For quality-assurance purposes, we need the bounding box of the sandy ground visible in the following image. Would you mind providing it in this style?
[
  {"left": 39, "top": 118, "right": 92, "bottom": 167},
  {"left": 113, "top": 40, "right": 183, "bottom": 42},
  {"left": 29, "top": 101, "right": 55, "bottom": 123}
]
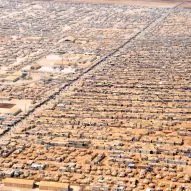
[
  {"left": 179, "top": 2, "right": 191, "bottom": 8},
  {"left": 54, "top": 0, "right": 191, "bottom": 8}
]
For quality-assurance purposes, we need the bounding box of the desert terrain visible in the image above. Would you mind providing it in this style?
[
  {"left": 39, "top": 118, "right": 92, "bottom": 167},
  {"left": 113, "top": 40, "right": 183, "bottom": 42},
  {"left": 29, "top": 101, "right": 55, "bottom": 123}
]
[{"left": 0, "top": 0, "right": 190, "bottom": 191}]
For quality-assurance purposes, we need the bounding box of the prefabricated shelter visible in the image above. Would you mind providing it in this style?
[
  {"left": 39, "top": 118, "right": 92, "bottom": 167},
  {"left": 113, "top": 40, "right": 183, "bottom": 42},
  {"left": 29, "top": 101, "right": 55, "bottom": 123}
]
[
  {"left": 70, "top": 185, "right": 84, "bottom": 191},
  {"left": 2, "top": 178, "right": 34, "bottom": 188},
  {"left": 39, "top": 181, "right": 69, "bottom": 191}
]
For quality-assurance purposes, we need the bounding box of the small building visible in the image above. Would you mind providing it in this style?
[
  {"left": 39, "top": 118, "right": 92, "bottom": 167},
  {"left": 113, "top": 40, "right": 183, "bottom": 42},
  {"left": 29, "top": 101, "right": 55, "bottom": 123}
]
[
  {"left": 31, "top": 163, "right": 47, "bottom": 170},
  {"left": 113, "top": 185, "right": 126, "bottom": 191},
  {"left": 31, "top": 64, "right": 41, "bottom": 70},
  {"left": 70, "top": 185, "right": 84, "bottom": 191},
  {"left": 0, "top": 96, "right": 11, "bottom": 101},
  {"left": 2, "top": 178, "right": 34, "bottom": 188},
  {"left": 6, "top": 106, "right": 22, "bottom": 116},
  {"left": 92, "top": 185, "right": 109, "bottom": 191},
  {"left": 39, "top": 181, "right": 69, "bottom": 191},
  {"left": 3, "top": 169, "right": 14, "bottom": 177}
]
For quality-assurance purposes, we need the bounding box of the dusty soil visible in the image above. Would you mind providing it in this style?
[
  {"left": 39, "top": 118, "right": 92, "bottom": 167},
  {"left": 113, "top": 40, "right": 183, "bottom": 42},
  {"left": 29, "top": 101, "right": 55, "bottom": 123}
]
[
  {"left": 55, "top": 0, "right": 191, "bottom": 8},
  {"left": 178, "top": 2, "right": 191, "bottom": 8}
]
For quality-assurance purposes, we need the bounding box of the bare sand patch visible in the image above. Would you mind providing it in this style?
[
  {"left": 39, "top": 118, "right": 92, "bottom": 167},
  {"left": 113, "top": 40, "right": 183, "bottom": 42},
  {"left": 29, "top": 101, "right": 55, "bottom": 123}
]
[{"left": 55, "top": 0, "right": 190, "bottom": 8}]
